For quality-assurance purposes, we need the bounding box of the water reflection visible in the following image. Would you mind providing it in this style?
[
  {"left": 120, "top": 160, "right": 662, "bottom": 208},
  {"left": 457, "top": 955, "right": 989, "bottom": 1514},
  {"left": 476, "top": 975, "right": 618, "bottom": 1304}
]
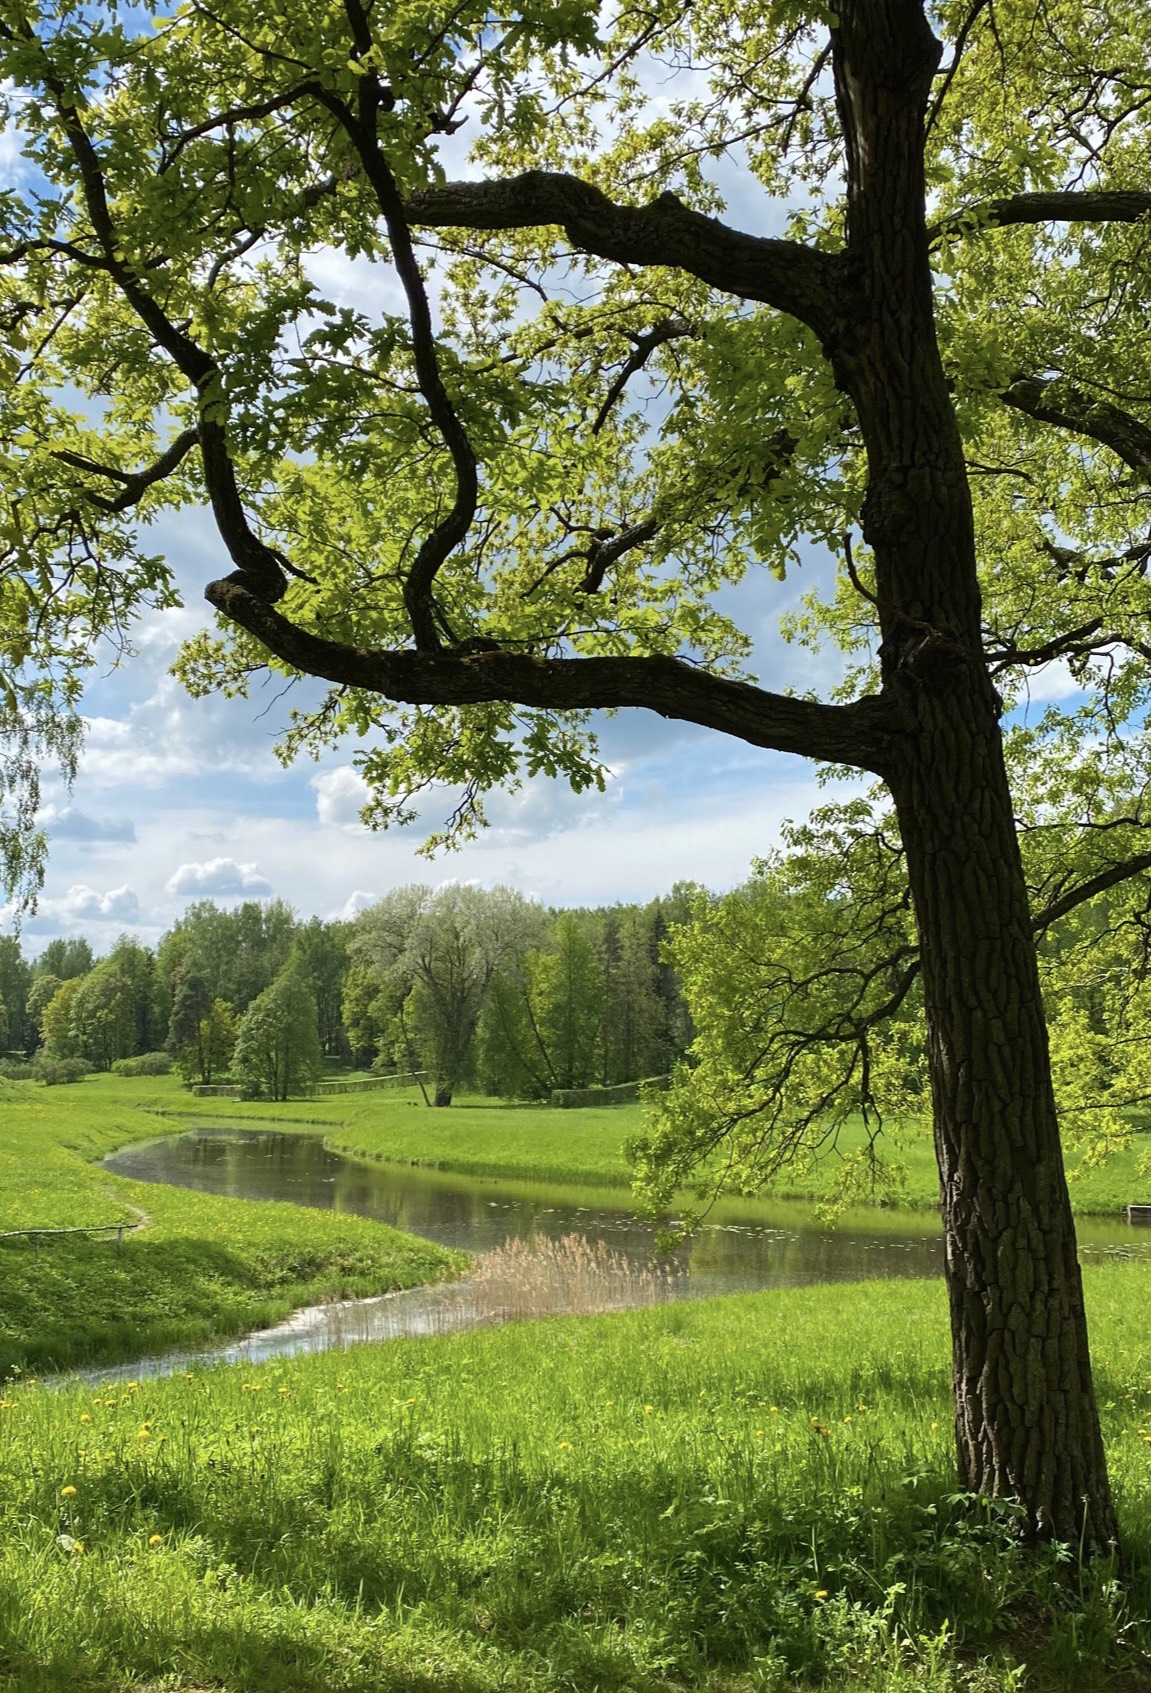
[
  {"left": 94, "top": 1127, "right": 1150, "bottom": 1380},
  {"left": 107, "top": 1126, "right": 952, "bottom": 1291}
]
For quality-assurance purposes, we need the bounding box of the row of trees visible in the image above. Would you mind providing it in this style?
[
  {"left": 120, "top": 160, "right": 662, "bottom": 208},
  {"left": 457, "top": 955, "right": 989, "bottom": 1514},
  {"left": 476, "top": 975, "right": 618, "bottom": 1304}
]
[{"left": 0, "top": 887, "right": 693, "bottom": 1100}]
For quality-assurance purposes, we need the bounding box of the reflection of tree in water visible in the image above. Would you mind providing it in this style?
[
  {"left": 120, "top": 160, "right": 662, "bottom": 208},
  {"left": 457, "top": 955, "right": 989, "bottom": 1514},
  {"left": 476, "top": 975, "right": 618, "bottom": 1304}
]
[
  {"left": 683, "top": 1220, "right": 943, "bottom": 1291},
  {"left": 111, "top": 1131, "right": 1135, "bottom": 1302}
]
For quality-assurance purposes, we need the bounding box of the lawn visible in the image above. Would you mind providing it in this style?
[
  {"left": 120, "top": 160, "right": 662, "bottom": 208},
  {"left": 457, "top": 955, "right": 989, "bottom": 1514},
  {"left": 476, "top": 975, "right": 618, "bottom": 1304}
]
[{"left": 2, "top": 1267, "right": 1150, "bottom": 1691}]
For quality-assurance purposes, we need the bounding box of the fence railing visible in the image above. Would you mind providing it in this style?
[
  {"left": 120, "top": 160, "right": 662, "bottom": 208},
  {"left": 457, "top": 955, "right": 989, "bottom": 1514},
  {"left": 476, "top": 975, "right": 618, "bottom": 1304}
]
[{"left": 0, "top": 1222, "right": 129, "bottom": 1252}]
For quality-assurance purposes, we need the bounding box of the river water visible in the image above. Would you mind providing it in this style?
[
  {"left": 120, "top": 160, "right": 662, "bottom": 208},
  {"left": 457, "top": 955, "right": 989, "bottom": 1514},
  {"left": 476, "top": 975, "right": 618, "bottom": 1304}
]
[{"left": 91, "top": 1125, "right": 1151, "bottom": 1380}]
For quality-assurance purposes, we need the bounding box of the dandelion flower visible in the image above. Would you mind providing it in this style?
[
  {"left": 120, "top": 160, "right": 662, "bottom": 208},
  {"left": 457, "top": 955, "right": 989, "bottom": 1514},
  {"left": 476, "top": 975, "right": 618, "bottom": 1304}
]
[
  {"left": 557, "top": 1441, "right": 574, "bottom": 1451},
  {"left": 79, "top": 1414, "right": 90, "bottom": 1425},
  {"left": 60, "top": 1485, "right": 77, "bottom": 1498},
  {"left": 643, "top": 1404, "right": 654, "bottom": 1415},
  {"left": 148, "top": 1534, "right": 164, "bottom": 1547},
  {"left": 814, "top": 1589, "right": 828, "bottom": 1600}
]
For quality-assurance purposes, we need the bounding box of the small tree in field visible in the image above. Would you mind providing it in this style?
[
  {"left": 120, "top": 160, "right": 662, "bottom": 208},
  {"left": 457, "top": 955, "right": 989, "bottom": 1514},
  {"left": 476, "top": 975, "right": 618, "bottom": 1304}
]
[{"left": 233, "top": 961, "right": 320, "bottom": 1101}]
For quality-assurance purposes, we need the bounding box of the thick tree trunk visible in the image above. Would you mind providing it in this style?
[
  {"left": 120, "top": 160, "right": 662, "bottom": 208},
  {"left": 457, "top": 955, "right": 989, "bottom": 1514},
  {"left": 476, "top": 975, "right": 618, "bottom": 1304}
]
[
  {"left": 832, "top": 0, "right": 1117, "bottom": 1545},
  {"left": 888, "top": 684, "right": 1117, "bottom": 1547}
]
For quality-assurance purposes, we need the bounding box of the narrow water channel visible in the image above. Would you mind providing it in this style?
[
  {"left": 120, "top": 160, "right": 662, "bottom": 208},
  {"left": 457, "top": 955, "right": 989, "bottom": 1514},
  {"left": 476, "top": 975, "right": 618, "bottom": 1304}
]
[{"left": 96, "top": 1126, "right": 1149, "bottom": 1380}]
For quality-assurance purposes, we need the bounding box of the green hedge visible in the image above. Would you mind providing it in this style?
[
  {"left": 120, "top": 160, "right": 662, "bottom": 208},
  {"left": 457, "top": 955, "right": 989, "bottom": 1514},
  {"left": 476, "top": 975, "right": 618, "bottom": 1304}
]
[{"left": 549, "top": 1075, "right": 669, "bottom": 1109}]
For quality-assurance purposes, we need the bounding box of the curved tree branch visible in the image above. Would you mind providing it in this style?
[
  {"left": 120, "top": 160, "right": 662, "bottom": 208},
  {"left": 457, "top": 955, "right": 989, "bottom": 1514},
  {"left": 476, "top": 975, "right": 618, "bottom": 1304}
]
[
  {"left": 203, "top": 572, "right": 900, "bottom": 772},
  {"left": 1001, "top": 376, "right": 1151, "bottom": 476},
  {"left": 406, "top": 172, "right": 841, "bottom": 340}
]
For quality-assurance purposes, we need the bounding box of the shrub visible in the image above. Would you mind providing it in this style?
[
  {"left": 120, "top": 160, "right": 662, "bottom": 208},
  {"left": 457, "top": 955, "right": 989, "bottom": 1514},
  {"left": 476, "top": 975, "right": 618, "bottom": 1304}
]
[
  {"left": 550, "top": 1075, "right": 669, "bottom": 1108},
  {"left": 29, "top": 1053, "right": 89, "bottom": 1085},
  {"left": 110, "top": 1051, "right": 174, "bottom": 1077}
]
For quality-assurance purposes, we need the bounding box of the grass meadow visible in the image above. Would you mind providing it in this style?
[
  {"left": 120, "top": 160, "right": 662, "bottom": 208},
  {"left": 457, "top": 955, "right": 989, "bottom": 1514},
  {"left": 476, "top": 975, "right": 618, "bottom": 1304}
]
[
  {"left": 4, "top": 1074, "right": 1151, "bottom": 1687},
  {"left": 3, "top": 1270, "right": 1151, "bottom": 1692}
]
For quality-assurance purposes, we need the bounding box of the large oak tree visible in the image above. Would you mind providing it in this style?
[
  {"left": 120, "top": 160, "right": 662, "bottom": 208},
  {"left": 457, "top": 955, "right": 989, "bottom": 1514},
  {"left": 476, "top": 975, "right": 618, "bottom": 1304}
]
[{"left": 3, "top": 0, "right": 1151, "bottom": 1545}]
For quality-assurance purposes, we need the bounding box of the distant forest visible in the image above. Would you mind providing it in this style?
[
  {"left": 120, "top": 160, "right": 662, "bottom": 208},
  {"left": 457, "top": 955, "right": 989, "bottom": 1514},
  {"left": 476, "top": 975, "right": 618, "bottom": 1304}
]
[{"left": 0, "top": 885, "right": 697, "bottom": 1101}]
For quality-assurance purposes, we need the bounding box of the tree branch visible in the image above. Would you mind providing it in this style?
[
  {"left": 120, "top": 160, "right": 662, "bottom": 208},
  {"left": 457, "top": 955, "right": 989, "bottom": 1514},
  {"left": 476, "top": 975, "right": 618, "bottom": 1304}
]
[
  {"left": 1033, "top": 851, "right": 1151, "bottom": 934},
  {"left": 52, "top": 428, "right": 200, "bottom": 512},
  {"left": 203, "top": 573, "right": 899, "bottom": 772},
  {"left": 406, "top": 172, "right": 840, "bottom": 340},
  {"left": 592, "top": 316, "right": 694, "bottom": 436},
  {"left": 931, "top": 190, "right": 1151, "bottom": 246},
  {"left": 1001, "top": 375, "right": 1151, "bottom": 476}
]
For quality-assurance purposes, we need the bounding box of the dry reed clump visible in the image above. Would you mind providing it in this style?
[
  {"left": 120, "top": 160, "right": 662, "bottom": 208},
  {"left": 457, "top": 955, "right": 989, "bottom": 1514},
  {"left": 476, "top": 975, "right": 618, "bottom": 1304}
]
[{"left": 467, "top": 1232, "right": 679, "bottom": 1324}]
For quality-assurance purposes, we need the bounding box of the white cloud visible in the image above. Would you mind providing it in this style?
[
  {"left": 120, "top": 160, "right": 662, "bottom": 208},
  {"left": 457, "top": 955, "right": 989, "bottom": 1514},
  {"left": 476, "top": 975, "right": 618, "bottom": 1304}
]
[
  {"left": 166, "top": 857, "right": 273, "bottom": 897},
  {"left": 21, "top": 884, "right": 142, "bottom": 933},
  {"left": 312, "top": 766, "right": 372, "bottom": 830},
  {"left": 332, "top": 889, "right": 377, "bottom": 922}
]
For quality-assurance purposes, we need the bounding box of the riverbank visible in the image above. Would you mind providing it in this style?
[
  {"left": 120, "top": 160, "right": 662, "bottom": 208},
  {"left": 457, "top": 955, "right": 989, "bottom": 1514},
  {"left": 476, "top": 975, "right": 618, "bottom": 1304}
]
[
  {"left": 126, "top": 1071, "right": 1151, "bottom": 1215},
  {"left": 0, "top": 1078, "right": 464, "bottom": 1373},
  {"left": 3, "top": 1067, "right": 1148, "bottom": 1373},
  {"left": 5, "top": 1267, "right": 1151, "bottom": 1692}
]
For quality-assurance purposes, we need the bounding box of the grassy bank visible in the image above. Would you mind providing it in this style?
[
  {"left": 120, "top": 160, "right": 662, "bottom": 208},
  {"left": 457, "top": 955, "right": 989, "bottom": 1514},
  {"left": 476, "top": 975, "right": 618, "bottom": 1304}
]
[
  {"left": 3, "top": 1267, "right": 1151, "bottom": 1691},
  {"left": 123, "top": 1072, "right": 1151, "bottom": 1214},
  {"left": 0, "top": 1078, "right": 463, "bottom": 1374}
]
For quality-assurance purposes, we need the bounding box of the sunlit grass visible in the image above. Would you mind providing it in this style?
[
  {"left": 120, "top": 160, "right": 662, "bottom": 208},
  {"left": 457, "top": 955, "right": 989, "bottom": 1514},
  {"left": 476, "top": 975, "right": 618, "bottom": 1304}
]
[{"left": 1, "top": 1269, "right": 1149, "bottom": 1690}]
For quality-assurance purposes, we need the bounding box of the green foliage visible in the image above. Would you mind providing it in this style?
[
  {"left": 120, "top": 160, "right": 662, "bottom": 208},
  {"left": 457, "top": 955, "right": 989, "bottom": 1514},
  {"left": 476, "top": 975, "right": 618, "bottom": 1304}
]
[
  {"left": 26, "top": 1051, "right": 87, "bottom": 1085},
  {"left": 233, "top": 959, "right": 321, "bottom": 1100},
  {"left": 109, "top": 1050, "right": 173, "bottom": 1077},
  {"left": 350, "top": 884, "right": 545, "bottom": 1105}
]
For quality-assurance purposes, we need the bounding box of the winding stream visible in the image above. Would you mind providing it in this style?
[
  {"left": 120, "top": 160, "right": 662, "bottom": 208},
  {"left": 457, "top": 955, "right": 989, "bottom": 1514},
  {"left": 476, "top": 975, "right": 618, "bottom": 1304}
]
[{"left": 94, "top": 1125, "right": 1149, "bottom": 1380}]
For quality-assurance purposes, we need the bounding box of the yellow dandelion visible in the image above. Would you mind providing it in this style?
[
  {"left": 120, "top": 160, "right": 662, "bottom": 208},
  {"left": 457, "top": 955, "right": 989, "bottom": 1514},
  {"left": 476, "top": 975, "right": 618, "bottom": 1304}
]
[
  {"left": 148, "top": 1533, "right": 164, "bottom": 1547},
  {"left": 643, "top": 1404, "right": 655, "bottom": 1415},
  {"left": 79, "top": 1414, "right": 90, "bottom": 1424},
  {"left": 71, "top": 1541, "right": 85, "bottom": 1555},
  {"left": 814, "top": 1589, "right": 828, "bottom": 1600},
  {"left": 557, "top": 1441, "right": 574, "bottom": 1451},
  {"left": 60, "top": 1485, "right": 77, "bottom": 1498},
  {"left": 930, "top": 1421, "right": 939, "bottom": 1433}
]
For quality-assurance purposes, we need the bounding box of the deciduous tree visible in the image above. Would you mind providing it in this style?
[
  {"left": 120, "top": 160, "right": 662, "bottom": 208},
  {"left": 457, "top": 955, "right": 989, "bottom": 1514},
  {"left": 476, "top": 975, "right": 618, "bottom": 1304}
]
[{"left": 6, "top": 0, "right": 1151, "bottom": 1544}]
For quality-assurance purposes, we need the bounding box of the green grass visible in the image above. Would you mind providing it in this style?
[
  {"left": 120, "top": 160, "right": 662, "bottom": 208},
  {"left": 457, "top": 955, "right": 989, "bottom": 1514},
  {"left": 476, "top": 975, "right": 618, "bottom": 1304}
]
[
  {"left": 0, "top": 1076, "right": 463, "bottom": 1374},
  {"left": 2, "top": 1268, "right": 1151, "bottom": 1691}
]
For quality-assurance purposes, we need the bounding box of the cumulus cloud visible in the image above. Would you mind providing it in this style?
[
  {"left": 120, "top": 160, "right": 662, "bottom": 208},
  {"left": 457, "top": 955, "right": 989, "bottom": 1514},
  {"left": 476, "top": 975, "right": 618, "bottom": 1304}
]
[
  {"left": 40, "top": 805, "right": 136, "bottom": 843},
  {"left": 312, "top": 766, "right": 372, "bottom": 830},
  {"left": 166, "top": 857, "right": 273, "bottom": 897},
  {"left": 21, "top": 884, "right": 142, "bottom": 932},
  {"left": 331, "top": 889, "right": 377, "bottom": 922}
]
